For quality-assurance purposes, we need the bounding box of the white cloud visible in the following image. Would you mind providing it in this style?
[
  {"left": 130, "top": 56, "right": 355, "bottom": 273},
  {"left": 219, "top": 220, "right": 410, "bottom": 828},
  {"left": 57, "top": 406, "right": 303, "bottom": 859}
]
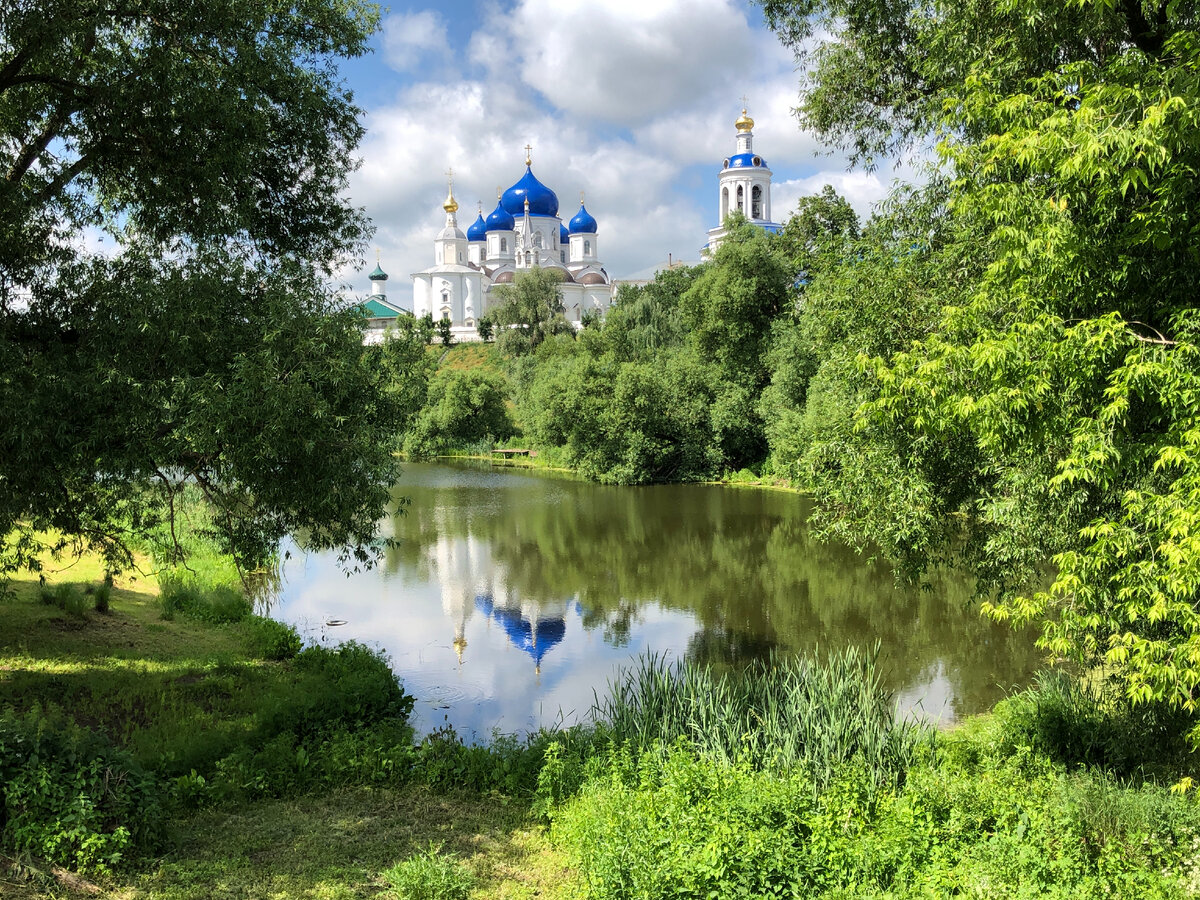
[
  {"left": 382, "top": 10, "right": 451, "bottom": 73},
  {"left": 772, "top": 171, "right": 892, "bottom": 222},
  {"left": 506, "top": 0, "right": 758, "bottom": 124}
]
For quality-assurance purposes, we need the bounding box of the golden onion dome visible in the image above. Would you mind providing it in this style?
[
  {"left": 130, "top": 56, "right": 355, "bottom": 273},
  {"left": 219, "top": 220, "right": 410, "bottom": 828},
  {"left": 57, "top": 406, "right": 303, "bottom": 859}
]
[
  {"left": 735, "top": 108, "right": 754, "bottom": 133},
  {"left": 443, "top": 186, "right": 459, "bottom": 213}
]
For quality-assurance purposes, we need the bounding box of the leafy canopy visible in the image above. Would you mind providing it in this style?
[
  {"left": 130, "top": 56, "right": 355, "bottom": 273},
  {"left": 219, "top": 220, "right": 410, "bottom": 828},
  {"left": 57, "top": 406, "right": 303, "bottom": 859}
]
[
  {"left": 0, "top": 1, "right": 412, "bottom": 578},
  {"left": 760, "top": 0, "right": 1200, "bottom": 724}
]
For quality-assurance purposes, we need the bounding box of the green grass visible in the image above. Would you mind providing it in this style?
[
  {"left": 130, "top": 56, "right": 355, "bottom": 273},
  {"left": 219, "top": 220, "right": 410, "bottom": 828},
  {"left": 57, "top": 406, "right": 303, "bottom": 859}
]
[
  {"left": 433, "top": 342, "right": 505, "bottom": 374},
  {"left": 3, "top": 785, "right": 581, "bottom": 900}
]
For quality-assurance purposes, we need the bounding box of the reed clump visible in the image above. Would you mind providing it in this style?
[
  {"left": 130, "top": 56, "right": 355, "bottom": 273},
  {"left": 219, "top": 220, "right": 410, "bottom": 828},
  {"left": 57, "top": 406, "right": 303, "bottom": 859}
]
[{"left": 592, "top": 645, "right": 932, "bottom": 791}]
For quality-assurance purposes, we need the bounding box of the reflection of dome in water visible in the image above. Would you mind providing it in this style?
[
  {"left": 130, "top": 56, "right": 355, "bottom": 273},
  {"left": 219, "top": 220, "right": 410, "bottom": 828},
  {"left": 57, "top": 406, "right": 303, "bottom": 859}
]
[{"left": 475, "top": 594, "right": 566, "bottom": 668}]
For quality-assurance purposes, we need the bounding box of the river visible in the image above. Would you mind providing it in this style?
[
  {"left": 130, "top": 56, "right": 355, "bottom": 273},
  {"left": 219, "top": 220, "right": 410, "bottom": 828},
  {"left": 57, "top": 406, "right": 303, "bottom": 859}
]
[{"left": 266, "top": 461, "right": 1042, "bottom": 739}]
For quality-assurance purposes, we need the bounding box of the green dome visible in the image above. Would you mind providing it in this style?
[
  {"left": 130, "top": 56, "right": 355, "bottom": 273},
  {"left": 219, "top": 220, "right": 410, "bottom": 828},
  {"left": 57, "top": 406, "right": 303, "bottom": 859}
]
[{"left": 369, "top": 263, "right": 388, "bottom": 281}]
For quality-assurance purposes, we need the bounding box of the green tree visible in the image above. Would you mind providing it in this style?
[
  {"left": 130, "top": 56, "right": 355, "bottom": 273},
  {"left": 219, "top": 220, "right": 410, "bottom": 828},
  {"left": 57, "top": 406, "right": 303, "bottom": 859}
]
[
  {"left": 0, "top": 0, "right": 404, "bottom": 578},
  {"left": 403, "top": 368, "right": 514, "bottom": 458},
  {"left": 762, "top": 0, "right": 1200, "bottom": 726},
  {"left": 489, "top": 266, "right": 574, "bottom": 357},
  {"left": 437, "top": 315, "right": 454, "bottom": 347}
]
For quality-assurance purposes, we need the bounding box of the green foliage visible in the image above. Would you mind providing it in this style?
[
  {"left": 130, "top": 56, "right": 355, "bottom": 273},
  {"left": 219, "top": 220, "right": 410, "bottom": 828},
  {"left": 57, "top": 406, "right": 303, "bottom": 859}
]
[
  {"left": 0, "top": 707, "right": 163, "bottom": 875},
  {"left": 490, "top": 266, "right": 576, "bottom": 357},
  {"left": 554, "top": 719, "right": 1200, "bottom": 900},
  {"left": 149, "top": 641, "right": 416, "bottom": 803},
  {"left": 412, "top": 725, "right": 600, "bottom": 800},
  {"left": 682, "top": 215, "right": 793, "bottom": 385},
  {"left": 594, "top": 648, "right": 930, "bottom": 792},
  {"left": 245, "top": 616, "right": 302, "bottom": 661},
  {"left": 555, "top": 747, "right": 818, "bottom": 900},
  {"left": 91, "top": 580, "right": 111, "bottom": 614},
  {"left": 757, "top": 0, "right": 1200, "bottom": 725},
  {"left": 382, "top": 844, "right": 474, "bottom": 900},
  {"left": 158, "top": 574, "right": 251, "bottom": 624},
  {"left": 437, "top": 315, "right": 453, "bottom": 347},
  {"left": 991, "top": 672, "right": 1195, "bottom": 780},
  {"left": 0, "top": 0, "right": 407, "bottom": 583},
  {"left": 403, "top": 367, "right": 514, "bottom": 458}
]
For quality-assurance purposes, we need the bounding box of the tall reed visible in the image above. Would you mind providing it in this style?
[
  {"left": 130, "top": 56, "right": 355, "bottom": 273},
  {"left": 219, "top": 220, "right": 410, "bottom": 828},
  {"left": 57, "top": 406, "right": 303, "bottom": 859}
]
[{"left": 591, "top": 645, "right": 932, "bottom": 792}]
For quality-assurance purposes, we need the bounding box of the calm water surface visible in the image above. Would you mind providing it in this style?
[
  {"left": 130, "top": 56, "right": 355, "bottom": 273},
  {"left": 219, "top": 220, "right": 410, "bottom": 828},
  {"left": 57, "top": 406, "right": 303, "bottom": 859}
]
[{"left": 268, "top": 461, "right": 1041, "bottom": 738}]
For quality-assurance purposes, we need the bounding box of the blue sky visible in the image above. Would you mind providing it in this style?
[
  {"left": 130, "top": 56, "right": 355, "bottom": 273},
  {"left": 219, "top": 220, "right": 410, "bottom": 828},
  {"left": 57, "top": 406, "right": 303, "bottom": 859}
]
[{"left": 340, "top": 0, "right": 902, "bottom": 308}]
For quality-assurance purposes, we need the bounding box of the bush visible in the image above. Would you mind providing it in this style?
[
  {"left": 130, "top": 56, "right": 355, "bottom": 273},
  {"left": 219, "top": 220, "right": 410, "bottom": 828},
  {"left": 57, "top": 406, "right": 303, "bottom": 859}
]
[
  {"left": 159, "top": 574, "right": 250, "bottom": 624},
  {"left": 245, "top": 616, "right": 302, "bottom": 661},
  {"left": 0, "top": 708, "right": 163, "bottom": 875},
  {"left": 383, "top": 844, "right": 474, "bottom": 900},
  {"left": 555, "top": 746, "right": 816, "bottom": 900},
  {"left": 993, "top": 672, "right": 1196, "bottom": 779},
  {"left": 403, "top": 368, "right": 514, "bottom": 458}
]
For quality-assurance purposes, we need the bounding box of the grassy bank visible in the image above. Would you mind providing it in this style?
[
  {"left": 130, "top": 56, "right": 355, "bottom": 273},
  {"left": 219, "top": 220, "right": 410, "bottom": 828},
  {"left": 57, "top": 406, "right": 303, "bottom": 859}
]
[
  {"left": 3, "top": 539, "right": 1199, "bottom": 899},
  {"left": 0, "top": 550, "right": 583, "bottom": 899}
]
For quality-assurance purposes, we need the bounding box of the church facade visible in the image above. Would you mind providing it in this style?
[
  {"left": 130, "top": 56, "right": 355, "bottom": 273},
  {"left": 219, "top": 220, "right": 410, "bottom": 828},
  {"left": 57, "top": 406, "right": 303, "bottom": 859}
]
[{"left": 411, "top": 149, "right": 615, "bottom": 330}]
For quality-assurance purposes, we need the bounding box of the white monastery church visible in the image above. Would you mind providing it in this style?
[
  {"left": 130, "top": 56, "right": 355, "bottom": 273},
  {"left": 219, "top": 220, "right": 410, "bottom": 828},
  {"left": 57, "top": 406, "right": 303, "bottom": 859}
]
[
  {"left": 362, "top": 108, "right": 782, "bottom": 340},
  {"left": 411, "top": 146, "right": 614, "bottom": 331}
]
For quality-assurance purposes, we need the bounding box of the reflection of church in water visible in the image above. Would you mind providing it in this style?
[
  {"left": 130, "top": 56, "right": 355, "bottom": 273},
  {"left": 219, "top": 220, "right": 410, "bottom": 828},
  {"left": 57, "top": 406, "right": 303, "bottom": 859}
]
[{"left": 434, "top": 533, "right": 573, "bottom": 675}]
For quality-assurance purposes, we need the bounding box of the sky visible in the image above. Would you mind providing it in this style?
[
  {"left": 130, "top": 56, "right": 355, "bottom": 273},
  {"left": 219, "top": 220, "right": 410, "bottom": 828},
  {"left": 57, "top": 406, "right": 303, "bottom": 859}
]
[{"left": 340, "top": 0, "right": 904, "bottom": 309}]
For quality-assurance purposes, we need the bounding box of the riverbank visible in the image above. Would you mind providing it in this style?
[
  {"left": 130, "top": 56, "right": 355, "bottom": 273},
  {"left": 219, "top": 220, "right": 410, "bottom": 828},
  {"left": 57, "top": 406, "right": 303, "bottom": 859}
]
[
  {"left": 0, "top": 555, "right": 583, "bottom": 899},
  {"left": 3, "top": 543, "right": 1199, "bottom": 899}
]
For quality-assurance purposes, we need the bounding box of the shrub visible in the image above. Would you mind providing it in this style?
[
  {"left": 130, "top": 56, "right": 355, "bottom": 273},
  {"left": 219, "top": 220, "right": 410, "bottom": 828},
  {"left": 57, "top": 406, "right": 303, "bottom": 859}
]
[
  {"left": 0, "top": 708, "right": 163, "bottom": 875},
  {"left": 403, "top": 368, "right": 514, "bottom": 458},
  {"left": 994, "top": 671, "right": 1196, "bottom": 779},
  {"left": 382, "top": 844, "right": 474, "bottom": 900},
  {"left": 245, "top": 616, "right": 302, "bottom": 661},
  {"left": 158, "top": 573, "right": 250, "bottom": 624},
  {"left": 555, "top": 746, "right": 816, "bottom": 900}
]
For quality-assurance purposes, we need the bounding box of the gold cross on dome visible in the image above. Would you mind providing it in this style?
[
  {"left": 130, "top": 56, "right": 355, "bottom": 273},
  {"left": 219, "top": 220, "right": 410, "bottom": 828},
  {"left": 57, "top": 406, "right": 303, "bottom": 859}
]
[
  {"left": 445, "top": 167, "right": 454, "bottom": 187},
  {"left": 580, "top": 190, "right": 585, "bottom": 204},
  {"left": 740, "top": 94, "right": 750, "bottom": 110},
  {"left": 524, "top": 144, "right": 533, "bottom": 166},
  {"left": 375, "top": 247, "right": 381, "bottom": 262}
]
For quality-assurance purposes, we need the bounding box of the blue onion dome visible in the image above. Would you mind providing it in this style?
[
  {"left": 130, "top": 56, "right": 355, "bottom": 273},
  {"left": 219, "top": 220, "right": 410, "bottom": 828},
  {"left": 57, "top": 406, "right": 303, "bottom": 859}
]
[
  {"left": 368, "top": 262, "right": 388, "bottom": 281},
  {"left": 725, "top": 152, "right": 768, "bottom": 169},
  {"left": 502, "top": 166, "right": 559, "bottom": 216},
  {"left": 568, "top": 203, "right": 598, "bottom": 235},
  {"left": 485, "top": 199, "right": 515, "bottom": 232},
  {"left": 559, "top": 223, "right": 569, "bottom": 245},
  {"left": 467, "top": 211, "right": 487, "bottom": 241}
]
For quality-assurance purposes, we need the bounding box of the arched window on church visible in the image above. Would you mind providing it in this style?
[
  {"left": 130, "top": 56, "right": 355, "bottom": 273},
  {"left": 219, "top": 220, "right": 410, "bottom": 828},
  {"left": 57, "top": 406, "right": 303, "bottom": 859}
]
[
  {"left": 721, "top": 187, "right": 729, "bottom": 221},
  {"left": 560, "top": 250, "right": 566, "bottom": 263},
  {"left": 500, "top": 237, "right": 507, "bottom": 253},
  {"left": 736, "top": 185, "right": 744, "bottom": 213},
  {"left": 751, "top": 185, "right": 762, "bottom": 219},
  {"left": 533, "top": 232, "right": 543, "bottom": 248},
  {"left": 584, "top": 240, "right": 591, "bottom": 257},
  {"left": 458, "top": 251, "right": 463, "bottom": 262},
  {"left": 525, "top": 252, "right": 532, "bottom": 266}
]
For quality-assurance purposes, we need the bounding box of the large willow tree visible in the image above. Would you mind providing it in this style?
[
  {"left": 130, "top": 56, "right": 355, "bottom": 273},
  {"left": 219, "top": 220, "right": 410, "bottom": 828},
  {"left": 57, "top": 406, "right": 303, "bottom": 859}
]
[
  {"left": 0, "top": 1, "right": 417, "bottom": 578},
  {"left": 761, "top": 0, "right": 1200, "bottom": 727}
]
